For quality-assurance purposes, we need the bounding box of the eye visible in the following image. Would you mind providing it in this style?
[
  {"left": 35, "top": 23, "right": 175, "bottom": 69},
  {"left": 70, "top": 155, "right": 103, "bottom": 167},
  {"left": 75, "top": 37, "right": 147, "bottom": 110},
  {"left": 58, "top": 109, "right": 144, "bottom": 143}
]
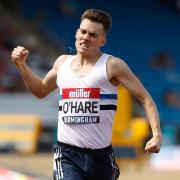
[
  {"left": 89, "top": 33, "right": 97, "bottom": 38},
  {"left": 79, "top": 29, "right": 86, "bottom": 34}
]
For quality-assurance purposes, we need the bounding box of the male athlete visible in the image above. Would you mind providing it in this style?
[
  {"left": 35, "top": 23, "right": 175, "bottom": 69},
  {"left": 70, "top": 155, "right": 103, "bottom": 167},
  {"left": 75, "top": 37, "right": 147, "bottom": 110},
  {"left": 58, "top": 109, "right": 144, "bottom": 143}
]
[{"left": 11, "top": 9, "right": 162, "bottom": 180}]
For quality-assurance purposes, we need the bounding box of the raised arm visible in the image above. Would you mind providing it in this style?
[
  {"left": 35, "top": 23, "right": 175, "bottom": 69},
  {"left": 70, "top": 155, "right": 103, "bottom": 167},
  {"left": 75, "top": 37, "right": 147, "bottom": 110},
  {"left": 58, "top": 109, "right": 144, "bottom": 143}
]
[
  {"left": 108, "top": 57, "right": 162, "bottom": 153},
  {"left": 11, "top": 46, "right": 58, "bottom": 98}
]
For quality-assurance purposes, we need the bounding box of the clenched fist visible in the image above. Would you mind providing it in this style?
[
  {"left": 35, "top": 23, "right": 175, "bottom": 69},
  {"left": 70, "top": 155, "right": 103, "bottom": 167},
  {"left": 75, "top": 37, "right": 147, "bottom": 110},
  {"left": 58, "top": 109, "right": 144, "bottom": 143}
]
[
  {"left": 145, "top": 135, "right": 162, "bottom": 154},
  {"left": 11, "top": 46, "right": 29, "bottom": 65}
]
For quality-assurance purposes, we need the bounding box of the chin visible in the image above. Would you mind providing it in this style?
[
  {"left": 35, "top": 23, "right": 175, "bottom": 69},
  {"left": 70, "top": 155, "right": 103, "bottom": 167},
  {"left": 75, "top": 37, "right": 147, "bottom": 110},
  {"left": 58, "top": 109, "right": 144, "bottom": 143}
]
[{"left": 77, "top": 48, "right": 89, "bottom": 55}]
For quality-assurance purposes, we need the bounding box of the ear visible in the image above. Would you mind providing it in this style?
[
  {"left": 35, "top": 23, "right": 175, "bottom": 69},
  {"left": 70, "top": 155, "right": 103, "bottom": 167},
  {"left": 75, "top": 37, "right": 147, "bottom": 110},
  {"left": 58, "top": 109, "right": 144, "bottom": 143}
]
[
  {"left": 75, "top": 29, "right": 79, "bottom": 39},
  {"left": 100, "top": 36, "right": 107, "bottom": 47}
]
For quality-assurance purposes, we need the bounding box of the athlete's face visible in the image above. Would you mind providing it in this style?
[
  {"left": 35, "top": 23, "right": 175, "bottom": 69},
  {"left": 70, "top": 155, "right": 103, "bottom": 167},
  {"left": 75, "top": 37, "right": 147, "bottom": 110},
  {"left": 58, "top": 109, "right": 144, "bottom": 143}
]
[{"left": 75, "top": 18, "right": 106, "bottom": 55}]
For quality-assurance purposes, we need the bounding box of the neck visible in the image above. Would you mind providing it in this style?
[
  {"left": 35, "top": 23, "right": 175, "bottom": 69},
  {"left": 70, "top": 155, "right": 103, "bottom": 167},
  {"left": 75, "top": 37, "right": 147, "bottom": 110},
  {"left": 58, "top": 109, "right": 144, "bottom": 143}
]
[{"left": 76, "top": 51, "right": 102, "bottom": 65}]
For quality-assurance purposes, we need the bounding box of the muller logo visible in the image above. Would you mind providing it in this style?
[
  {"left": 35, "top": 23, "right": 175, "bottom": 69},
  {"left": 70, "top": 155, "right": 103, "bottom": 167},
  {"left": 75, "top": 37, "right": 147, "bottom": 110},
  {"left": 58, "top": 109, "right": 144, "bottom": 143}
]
[
  {"left": 62, "top": 88, "right": 100, "bottom": 99},
  {"left": 70, "top": 88, "right": 90, "bottom": 98}
]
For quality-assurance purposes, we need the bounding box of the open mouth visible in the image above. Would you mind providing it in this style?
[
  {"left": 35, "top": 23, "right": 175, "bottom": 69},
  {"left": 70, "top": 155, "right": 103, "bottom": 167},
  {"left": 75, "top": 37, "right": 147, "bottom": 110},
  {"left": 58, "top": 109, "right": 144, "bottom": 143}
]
[{"left": 80, "top": 43, "right": 89, "bottom": 49}]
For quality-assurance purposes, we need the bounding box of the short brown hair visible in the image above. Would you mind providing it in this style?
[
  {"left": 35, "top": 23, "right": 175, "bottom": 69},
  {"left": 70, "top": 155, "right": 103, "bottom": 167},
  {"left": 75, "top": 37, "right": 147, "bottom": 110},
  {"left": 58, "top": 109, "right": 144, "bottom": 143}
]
[{"left": 81, "top": 9, "right": 112, "bottom": 34}]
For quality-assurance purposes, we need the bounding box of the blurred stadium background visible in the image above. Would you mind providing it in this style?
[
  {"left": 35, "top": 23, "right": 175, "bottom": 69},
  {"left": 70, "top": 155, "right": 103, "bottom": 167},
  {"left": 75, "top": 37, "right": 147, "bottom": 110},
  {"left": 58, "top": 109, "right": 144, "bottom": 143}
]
[{"left": 0, "top": 0, "right": 180, "bottom": 179}]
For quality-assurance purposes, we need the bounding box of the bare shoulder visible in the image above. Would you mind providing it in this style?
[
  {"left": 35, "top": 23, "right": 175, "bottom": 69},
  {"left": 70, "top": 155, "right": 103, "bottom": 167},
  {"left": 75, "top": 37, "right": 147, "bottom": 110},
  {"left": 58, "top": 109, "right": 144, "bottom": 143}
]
[
  {"left": 107, "top": 56, "right": 130, "bottom": 75},
  {"left": 53, "top": 54, "right": 71, "bottom": 71}
]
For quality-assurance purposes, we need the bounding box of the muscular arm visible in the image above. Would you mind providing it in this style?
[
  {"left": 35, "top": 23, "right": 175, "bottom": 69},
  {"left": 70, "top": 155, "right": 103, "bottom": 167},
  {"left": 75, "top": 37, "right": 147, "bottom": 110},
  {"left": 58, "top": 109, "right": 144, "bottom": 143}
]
[
  {"left": 15, "top": 63, "right": 57, "bottom": 98},
  {"left": 11, "top": 46, "right": 65, "bottom": 98},
  {"left": 108, "top": 57, "right": 162, "bottom": 153}
]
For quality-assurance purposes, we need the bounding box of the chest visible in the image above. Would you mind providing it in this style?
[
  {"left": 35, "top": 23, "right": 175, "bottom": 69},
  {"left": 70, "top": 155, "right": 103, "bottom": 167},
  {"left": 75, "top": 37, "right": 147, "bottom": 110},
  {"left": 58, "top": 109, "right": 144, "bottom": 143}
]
[
  {"left": 58, "top": 64, "right": 107, "bottom": 89},
  {"left": 71, "top": 62, "right": 95, "bottom": 76}
]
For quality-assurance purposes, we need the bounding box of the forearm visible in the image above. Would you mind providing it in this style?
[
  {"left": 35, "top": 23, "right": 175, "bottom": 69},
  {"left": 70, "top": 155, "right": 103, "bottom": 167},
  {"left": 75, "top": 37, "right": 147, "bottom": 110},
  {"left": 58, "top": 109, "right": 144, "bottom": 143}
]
[
  {"left": 143, "top": 97, "right": 162, "bottom": 138},
  {"left": 16, "top": 63, "right": 45, "bottom": 98}
]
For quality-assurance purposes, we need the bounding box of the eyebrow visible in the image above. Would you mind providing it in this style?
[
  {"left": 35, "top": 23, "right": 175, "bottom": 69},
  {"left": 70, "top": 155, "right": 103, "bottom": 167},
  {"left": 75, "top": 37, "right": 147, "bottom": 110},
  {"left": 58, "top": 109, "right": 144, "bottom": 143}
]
[{"left": 79, "top": 28, "right": 98, "bottom": 37}]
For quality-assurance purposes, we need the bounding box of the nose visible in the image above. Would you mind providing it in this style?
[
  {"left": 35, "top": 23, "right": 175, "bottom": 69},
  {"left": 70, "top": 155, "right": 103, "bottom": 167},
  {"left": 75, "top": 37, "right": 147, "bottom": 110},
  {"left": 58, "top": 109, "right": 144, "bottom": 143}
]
[{"left": 82, "top": 32, "right": 90, "bottom": 40}]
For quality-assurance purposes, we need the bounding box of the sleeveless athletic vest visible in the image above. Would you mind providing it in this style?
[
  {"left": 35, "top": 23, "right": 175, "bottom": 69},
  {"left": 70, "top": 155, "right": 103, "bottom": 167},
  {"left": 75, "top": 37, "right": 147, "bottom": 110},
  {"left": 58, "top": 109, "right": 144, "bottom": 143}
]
[{"left": 56, "top": 53, "right": 117, "bottom": 149}]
